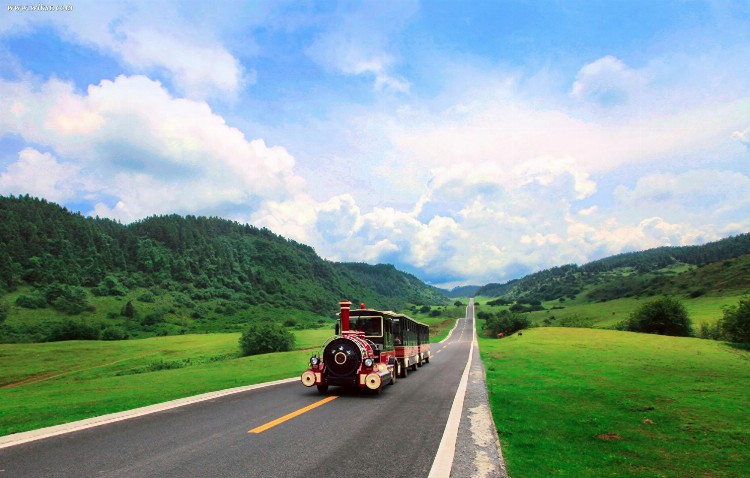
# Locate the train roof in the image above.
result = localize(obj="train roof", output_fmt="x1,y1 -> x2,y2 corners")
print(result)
347,307 -> 429,327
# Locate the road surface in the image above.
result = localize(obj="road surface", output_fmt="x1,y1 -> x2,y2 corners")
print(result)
0,301 -> 501,477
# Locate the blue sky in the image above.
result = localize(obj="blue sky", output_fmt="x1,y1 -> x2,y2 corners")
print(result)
1,0 -> 749,287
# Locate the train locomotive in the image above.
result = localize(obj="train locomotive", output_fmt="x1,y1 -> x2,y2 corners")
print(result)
301,300 -> 431,394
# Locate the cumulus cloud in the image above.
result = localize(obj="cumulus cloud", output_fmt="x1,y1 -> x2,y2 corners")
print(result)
570,55 -> 646,107
0,1 -> 244,99
0,75 -> 305,223
0,148 -> 82,202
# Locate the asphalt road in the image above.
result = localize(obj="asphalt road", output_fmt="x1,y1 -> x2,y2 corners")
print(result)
0,307 -> 476,478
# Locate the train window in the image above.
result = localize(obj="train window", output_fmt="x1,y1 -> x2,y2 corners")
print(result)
349,316 -> 382,337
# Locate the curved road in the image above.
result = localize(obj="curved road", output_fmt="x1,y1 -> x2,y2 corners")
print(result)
1,303 -> 482,478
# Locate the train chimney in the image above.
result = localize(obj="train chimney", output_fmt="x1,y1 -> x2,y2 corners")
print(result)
340,300 -> 352,332
360,303 -> 366,309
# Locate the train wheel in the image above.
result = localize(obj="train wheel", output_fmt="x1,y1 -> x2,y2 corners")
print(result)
410,362 -> 417,372
317,384 -> 329,394
400,361 -> 408,378
390,368 -> 396,385
425,354 -> 430,364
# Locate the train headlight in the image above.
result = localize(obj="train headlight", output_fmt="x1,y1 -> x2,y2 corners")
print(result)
363,358 -> 374,368
310,356 -> 320,367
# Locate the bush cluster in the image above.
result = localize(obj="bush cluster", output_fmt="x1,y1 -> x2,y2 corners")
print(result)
482,310 -> 530,337
699,297 -> 750,343
239,321 -> 296,356
619,296 -> 693,337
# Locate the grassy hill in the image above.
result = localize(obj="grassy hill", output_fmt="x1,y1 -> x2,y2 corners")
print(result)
0,195 -> 447,343
480,328 -> 749,478
475,235 -> 750,306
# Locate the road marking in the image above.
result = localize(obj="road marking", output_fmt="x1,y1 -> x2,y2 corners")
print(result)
429,301 -> 477,478
248,395 -> 338,434
0,377 -> 299,450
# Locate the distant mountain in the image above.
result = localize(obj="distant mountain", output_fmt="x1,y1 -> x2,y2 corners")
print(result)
440,285 -> 481,298
476,233 -> 750,302
0,195 -> 447,337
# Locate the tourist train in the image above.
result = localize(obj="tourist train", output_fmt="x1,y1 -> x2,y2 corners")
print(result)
301,300 -> 431,394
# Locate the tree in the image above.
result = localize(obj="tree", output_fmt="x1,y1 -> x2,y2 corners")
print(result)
622,296 -> 693,337
483,310 -> 530,337
0,300 -> 9,325
122,300 -> 137,319
719,297 -> 750,343
239,321 -> 296,356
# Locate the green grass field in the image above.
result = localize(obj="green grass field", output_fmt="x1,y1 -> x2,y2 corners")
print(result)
480,328 -> 750,478
474,294 -> 746,329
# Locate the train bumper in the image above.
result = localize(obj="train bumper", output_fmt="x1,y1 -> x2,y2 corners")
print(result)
359,370 -> 392,390
301,369 -> 322,387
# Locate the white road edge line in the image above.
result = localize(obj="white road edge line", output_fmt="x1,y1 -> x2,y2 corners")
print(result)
440,315 -> 461,344
428,302 -> 477,478
0,376 -> 298,449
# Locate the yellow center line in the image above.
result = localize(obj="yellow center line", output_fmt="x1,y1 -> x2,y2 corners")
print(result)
248,395 -> 338,434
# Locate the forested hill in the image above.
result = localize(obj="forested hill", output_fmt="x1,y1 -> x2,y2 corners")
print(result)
0,195 -> 447,316
476,233 -> 750,302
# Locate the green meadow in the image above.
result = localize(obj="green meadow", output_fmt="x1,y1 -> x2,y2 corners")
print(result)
480,328 -> 749,478
474,293 -> 747,329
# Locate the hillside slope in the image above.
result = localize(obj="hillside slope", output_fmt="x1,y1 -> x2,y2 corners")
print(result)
476,234 -> 750,302
0,195 -> 446,341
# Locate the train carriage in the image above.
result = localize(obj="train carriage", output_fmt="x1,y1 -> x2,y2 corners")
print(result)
301,300 -> 430,394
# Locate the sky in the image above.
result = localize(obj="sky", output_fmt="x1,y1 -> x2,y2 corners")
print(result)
1,0 -> 749,288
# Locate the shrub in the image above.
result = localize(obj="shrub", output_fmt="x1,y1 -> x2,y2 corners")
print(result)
483,310 -> 530,337
622,296 -> 693,337
137,292 -> 156,303
47,319 -> 100,341
719,297 -> 750,343
429,309 -> 441,317
697,322 -> 723,340
239,321 -> 296,356
15,293 -> 47,309
141,310 -> 165,326
50,286 -> 93,315
101,326 -> 130,341
0,300 -> 9,325
558,314 -> 595,328
122,300 -> 137,318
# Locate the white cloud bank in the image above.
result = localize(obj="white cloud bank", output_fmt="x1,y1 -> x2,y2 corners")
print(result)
0,75 -> 304,223
0,1 -> 245,99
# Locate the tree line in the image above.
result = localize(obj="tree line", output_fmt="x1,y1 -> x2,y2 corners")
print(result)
0,195 -> 447,341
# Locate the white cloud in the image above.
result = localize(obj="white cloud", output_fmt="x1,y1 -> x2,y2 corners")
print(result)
0,1 -> 244,99
0,75 -> 306,223
570,55 -> 646,107
305,0 -> 416,92
732,127 -> 750,148
613,170 -> 750,219
0,148 -> 81,202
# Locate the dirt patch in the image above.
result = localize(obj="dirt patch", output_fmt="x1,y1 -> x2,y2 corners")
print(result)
0,373 -> 58,389
594,433 -> 622,441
